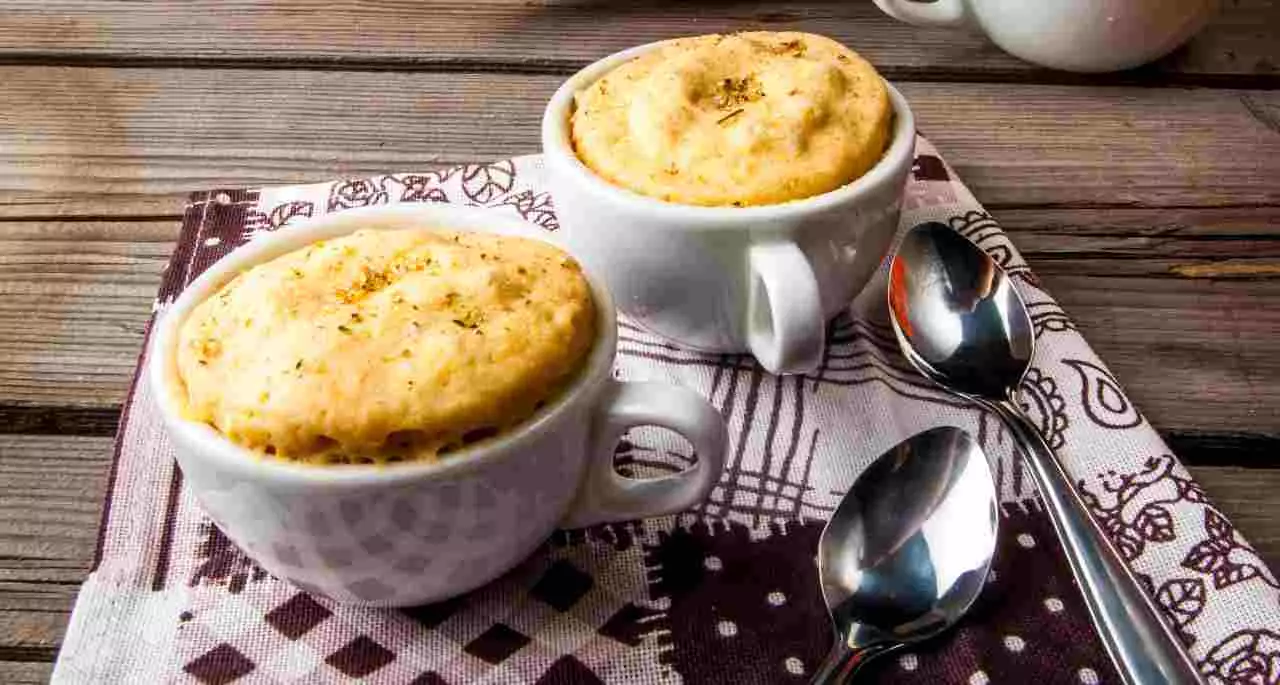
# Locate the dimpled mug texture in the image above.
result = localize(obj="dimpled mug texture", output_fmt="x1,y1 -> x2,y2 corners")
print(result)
183,419 -> 581,605
153,206 -> 615,606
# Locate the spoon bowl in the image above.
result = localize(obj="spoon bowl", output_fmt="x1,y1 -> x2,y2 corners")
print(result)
888,223 -> 1033,402
813,426 -> 998,683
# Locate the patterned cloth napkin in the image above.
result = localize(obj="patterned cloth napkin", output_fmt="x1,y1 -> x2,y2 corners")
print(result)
54,137 -> 1279,684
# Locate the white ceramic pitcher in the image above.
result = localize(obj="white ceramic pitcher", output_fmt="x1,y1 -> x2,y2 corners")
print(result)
872,0 -> 1220,73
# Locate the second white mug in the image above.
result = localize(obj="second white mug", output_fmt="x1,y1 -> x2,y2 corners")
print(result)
542,40 -> 916,375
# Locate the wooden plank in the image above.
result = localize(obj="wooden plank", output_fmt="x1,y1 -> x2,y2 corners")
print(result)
0,435 -> 112,663
0,660 -> 53,683
0,220 -> 176,407
996,206 -> 1280,238
0,406 -> 121,437
916,88 -> 1280,208
0,0 -> 1274,84
0,193 -> 185,220
0,614 -> 63,663
0,456 -> 1272,660
0,579 -> 78,664
0,67 -> 545,219
5,208 -> 1278,434
1,68 -> 1277,219
0,435 -> 112,561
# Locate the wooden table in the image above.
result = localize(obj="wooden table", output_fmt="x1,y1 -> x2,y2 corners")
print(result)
1,2 -> 1277,681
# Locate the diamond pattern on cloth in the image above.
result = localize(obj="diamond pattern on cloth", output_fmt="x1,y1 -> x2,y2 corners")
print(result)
184,644 -> 255,684
465,625 -> 533,665
51,138 -> 1280,684
326,636 -> 397,678
530,561 -> 596,612
265,593 -> 332,640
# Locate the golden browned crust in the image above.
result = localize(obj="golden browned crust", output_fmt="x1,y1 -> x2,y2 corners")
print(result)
570,32 -> 892,207
177,229 -> 596,464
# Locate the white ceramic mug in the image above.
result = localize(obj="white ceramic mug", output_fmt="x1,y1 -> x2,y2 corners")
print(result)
872,0 -> 1219,72
150,204 -> 728,607
542,40 -> 916,376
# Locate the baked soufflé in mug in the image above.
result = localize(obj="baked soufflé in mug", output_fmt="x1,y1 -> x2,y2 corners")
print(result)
569,31 -> 893,207
176,229 -> 596,465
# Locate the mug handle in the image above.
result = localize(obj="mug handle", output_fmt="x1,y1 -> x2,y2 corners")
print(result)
560,381 -> 727,528
747,241 -> 826,375
872,0 -> 970,27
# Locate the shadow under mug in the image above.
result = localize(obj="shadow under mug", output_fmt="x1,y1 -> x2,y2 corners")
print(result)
542,40 -> 917,376
149,204 -> 728,607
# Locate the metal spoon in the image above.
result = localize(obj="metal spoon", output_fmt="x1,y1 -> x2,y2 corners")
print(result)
812,426 -> 998,683
886,222 -> 1202,685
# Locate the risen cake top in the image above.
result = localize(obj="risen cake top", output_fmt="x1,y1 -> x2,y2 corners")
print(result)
570,32 -> 892,207
177,228 -> 596,464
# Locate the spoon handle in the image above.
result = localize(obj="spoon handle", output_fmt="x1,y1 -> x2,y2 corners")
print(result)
810,641 -> 897,684
991,399 -> 1203,685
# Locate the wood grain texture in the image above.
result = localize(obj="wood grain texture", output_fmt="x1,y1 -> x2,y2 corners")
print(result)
0,220 -> 176,407
1,68 -> 1279,220
998,206 -> 1280,278
0,659 -> 53,683
0,0 -> 1275,85
0,405 -> 122,437
0,435 -> 112,561
0,435 -> 112,663
4,210 -> 1277,434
